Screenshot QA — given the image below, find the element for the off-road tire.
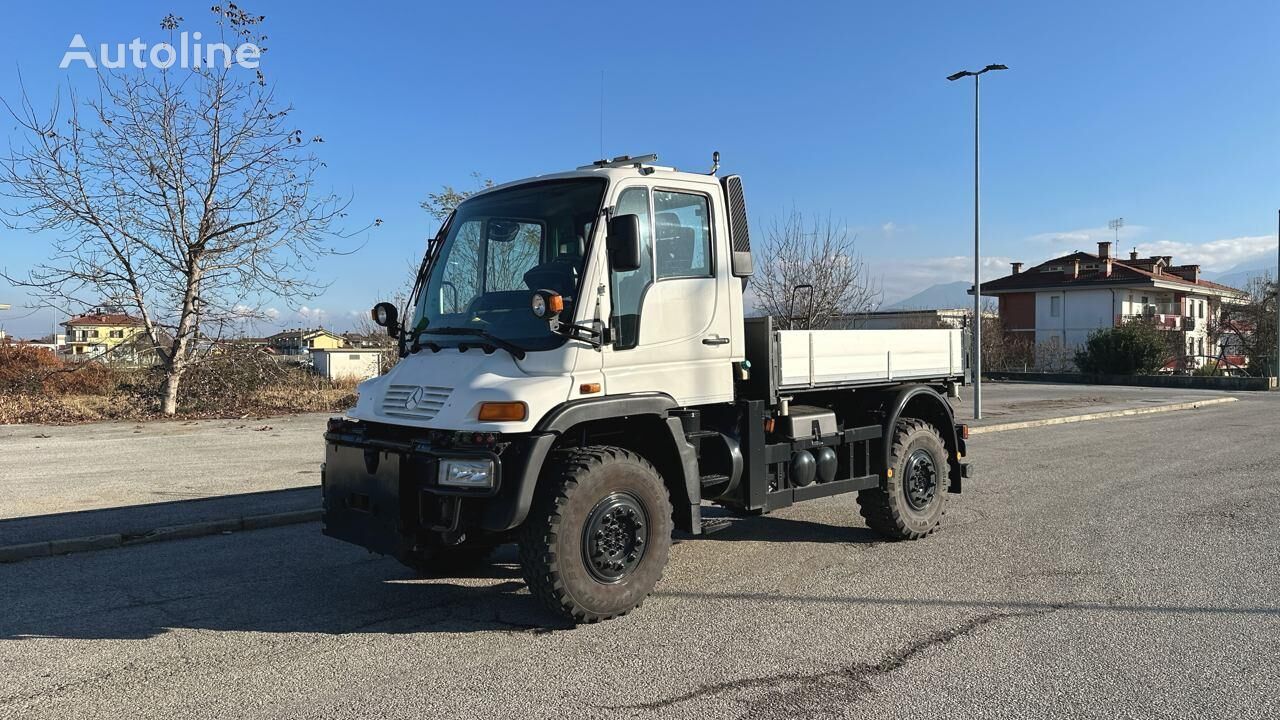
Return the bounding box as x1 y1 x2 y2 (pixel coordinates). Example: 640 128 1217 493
857 419 948 540
518 446 673 623
400 544 495 578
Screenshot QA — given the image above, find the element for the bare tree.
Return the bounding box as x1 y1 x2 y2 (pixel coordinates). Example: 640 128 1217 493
0 7 367 414
420 172 494 224
1213 274 1275 375
752 209 880 329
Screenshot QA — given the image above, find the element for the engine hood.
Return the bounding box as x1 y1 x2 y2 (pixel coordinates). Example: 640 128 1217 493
348 348 573 433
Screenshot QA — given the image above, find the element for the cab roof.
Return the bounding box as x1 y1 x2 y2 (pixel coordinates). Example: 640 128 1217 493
469 154 723 200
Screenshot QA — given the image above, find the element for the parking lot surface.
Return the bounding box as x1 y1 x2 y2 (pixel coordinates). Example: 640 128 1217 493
1 395 1277 719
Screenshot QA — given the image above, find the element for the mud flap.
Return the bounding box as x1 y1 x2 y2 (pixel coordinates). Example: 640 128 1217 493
321 443 403 556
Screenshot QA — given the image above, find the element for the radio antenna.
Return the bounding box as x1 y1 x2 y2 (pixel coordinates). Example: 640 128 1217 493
598 70 605 161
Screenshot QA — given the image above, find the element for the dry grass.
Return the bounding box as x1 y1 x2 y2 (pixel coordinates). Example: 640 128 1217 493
0 346 360 425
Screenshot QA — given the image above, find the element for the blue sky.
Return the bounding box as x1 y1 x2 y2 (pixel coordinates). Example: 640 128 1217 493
1 0 1277 336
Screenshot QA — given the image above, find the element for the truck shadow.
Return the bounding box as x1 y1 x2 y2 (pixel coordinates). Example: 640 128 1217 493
0 537 574 641
0 510 885 642
2 516 1277 644
686 512 883 546
0 500 881 642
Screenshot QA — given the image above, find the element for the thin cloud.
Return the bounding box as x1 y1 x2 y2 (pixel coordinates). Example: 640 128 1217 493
1135 235 1273 272
1027 224 1149 254
873 255 1013 306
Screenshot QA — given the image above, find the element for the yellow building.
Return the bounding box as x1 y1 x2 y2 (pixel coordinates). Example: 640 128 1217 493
63 311 146 359
266 328 347 356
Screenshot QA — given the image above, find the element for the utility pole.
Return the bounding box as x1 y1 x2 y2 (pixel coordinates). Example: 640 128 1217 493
948 64 1008 420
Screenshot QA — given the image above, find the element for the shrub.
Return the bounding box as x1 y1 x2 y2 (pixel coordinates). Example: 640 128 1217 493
1073 321 1173 375
0 345 117 395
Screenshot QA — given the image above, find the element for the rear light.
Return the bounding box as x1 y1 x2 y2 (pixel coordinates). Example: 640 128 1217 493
958 424 970 440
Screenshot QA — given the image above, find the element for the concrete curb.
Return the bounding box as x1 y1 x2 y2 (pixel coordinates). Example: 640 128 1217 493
970 397 1238 435
0 508 321 564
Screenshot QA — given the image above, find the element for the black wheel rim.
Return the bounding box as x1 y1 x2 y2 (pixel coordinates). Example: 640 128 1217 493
582 492 648 584
903 448 938 511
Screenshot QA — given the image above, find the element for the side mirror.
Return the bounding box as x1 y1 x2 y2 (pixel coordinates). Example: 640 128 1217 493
607 214 642 272
371 302 400 338
531 289 564 321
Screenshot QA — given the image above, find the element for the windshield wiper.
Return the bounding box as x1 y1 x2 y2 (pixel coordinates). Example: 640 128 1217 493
416 327 528 360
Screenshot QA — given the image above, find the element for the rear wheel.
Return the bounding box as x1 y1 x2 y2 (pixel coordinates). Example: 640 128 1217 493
518 446 673 623
857 419 949 540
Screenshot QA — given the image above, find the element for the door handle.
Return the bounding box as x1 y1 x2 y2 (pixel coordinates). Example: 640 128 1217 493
702 336 730 346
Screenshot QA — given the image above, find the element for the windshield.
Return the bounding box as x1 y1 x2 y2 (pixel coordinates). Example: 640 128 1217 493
411 178 607 353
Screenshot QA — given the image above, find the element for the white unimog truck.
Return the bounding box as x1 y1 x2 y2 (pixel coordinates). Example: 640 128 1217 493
323 154 972 622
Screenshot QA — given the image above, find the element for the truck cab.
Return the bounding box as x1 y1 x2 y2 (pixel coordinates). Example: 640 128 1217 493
323 155 970 623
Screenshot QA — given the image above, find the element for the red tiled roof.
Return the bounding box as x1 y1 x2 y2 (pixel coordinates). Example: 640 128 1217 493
64 313 144 327
980 252 1247 296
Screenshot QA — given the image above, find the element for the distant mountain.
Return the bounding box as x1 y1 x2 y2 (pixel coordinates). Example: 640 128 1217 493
884 281 972 310
1209 257 1272 292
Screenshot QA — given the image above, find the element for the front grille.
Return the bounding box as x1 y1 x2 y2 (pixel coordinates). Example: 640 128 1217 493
381 384 452 421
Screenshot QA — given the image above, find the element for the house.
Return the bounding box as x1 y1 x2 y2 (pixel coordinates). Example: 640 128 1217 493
311 348 385 381
979 241 1248 368
342 331 395 349
265 328 347 356
63 309 146 360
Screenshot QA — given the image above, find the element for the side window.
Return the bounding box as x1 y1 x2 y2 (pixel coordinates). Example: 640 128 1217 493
653 190 711 279
610 187 653 350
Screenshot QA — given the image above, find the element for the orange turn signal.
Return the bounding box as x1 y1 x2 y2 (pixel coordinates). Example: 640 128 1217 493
579 383 601 394
546 293 564 314
478 401 528 422
959 424 970 440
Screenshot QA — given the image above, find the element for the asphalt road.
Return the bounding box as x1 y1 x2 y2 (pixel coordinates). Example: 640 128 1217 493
2 395 1278 719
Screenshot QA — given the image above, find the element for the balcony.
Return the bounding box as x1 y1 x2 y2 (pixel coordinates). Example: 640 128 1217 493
1118 313 1183 330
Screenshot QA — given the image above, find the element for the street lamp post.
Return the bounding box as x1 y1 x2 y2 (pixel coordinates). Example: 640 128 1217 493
948 63 1007 420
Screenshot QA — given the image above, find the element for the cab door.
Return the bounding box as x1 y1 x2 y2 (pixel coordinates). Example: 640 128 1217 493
602 182 734 406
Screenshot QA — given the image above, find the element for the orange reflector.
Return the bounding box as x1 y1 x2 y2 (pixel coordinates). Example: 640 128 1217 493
763 418 775 433
959 424 970 440
547 293 564 314
579 383 601 394
886 468 895 478
478 401 528 422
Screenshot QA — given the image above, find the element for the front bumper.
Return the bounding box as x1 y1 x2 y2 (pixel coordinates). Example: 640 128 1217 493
320 419 551 557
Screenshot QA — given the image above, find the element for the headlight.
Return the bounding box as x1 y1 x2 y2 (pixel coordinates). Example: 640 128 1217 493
438 458 495 488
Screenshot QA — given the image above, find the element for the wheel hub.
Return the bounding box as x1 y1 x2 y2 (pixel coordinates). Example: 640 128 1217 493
582 492 648 583
903 448 938 510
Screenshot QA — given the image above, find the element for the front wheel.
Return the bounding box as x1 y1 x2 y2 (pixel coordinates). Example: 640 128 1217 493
518 446 673 623
857 419 949 540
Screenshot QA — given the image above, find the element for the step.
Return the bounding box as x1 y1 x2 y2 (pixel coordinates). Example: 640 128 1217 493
699 473 731 488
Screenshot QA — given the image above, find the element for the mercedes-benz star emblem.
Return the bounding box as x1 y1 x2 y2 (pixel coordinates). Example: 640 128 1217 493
405 387 426 411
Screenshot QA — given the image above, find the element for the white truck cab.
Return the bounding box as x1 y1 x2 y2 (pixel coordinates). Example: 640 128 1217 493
350 158 744 433
324 155 972 623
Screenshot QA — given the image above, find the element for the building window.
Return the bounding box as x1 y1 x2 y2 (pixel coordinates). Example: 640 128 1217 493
1198 301 1204 319
349 354 360 360
109 330 124 339
1049 296 1061 318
